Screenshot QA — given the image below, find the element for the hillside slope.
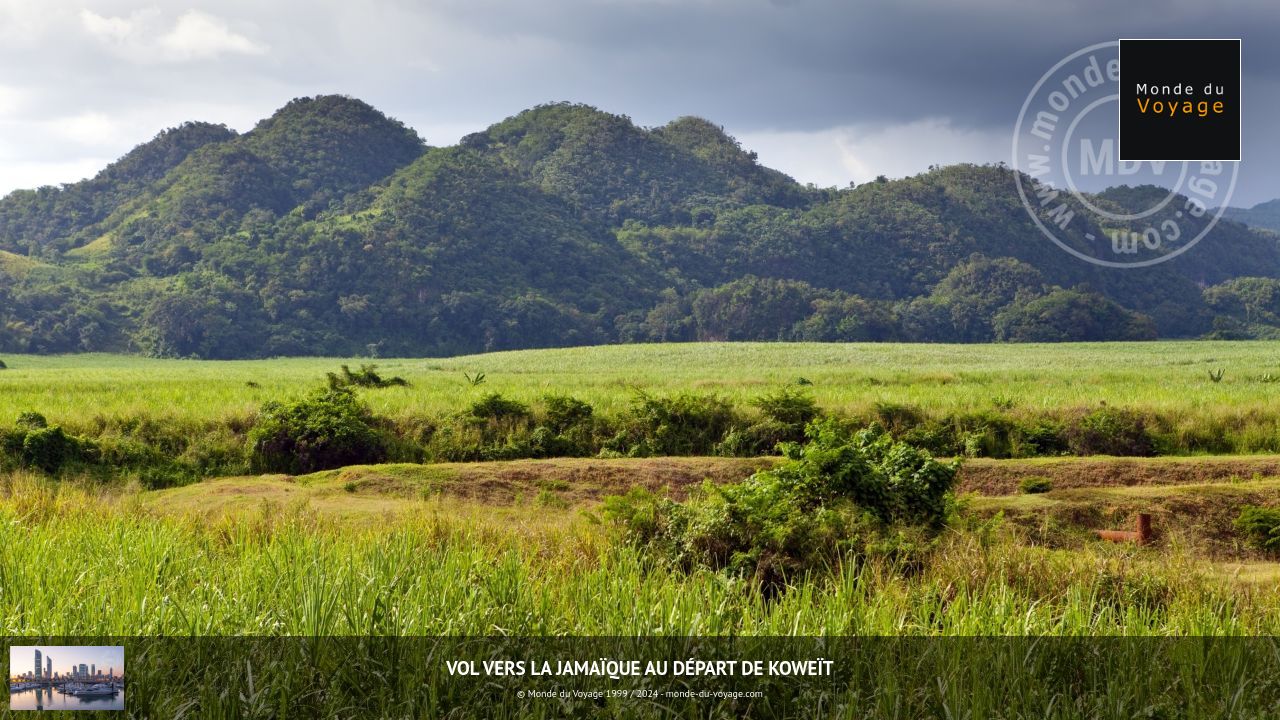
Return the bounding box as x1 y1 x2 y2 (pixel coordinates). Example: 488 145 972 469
1223 199 1280 233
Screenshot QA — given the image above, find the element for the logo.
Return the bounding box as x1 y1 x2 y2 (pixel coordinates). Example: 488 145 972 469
1012 41 1238 268
1119 39 1241 161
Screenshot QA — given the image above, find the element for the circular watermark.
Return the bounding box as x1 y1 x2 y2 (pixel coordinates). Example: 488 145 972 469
1012 41 1238 268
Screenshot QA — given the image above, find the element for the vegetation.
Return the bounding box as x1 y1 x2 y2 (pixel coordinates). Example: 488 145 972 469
1 468 1277 640
1234 506 1280 555
7 343 1280 486
0 460 1275 715
1018 476 1053 494
0 344 1278 713
248 389 394 474
326 363 408 390
605 420 957 591
5 98 1280 357
1223 198 1280 233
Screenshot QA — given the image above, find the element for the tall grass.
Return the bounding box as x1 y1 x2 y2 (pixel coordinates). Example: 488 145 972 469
2 473 1276 637
6 343 1280 467
2 341 1280 425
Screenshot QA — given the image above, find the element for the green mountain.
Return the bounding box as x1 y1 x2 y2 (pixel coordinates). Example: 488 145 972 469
2 97 1279 357
1222 199 1280 234
0 121 236 255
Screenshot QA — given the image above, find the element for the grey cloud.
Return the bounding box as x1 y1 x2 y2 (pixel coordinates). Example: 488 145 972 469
0 0 1275 204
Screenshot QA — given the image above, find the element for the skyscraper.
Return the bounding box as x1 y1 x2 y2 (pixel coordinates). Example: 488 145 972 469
47 656 51 679
91 663 96 678
34 649 42 681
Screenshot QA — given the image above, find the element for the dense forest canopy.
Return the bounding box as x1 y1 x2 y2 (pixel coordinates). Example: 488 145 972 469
2 95 1279 357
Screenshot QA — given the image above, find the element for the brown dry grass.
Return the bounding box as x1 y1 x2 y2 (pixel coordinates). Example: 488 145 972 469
145 456 780 520
958 455 1280 495
969 477 1280 561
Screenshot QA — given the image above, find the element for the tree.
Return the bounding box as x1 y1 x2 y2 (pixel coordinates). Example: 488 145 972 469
994 288 1157 342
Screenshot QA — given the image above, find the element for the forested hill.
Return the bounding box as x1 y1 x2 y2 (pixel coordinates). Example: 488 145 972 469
2 95 1280 358
1223 199 1280 234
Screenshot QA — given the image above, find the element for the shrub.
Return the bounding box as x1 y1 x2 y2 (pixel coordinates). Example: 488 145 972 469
718 387 822 455
952 411 1018 458
0 359 7 369
522 425 577 459
1019 476 1053 494
542 395 594 434
716 419 796 457
16 411 48 430
0 428 23 464
1017 418 1067 456
872 402 925 434
421 394 538 462
1064 406 1155 456
249 389 389 474
468 393 531 422
536 488 570 509
991 395 1016 410
133 463 201 491
1234 506 1280 555
326 364 408 390
752 387 819 428
604 420 959 592
21 425 94 474
608 392 739 457
900 421 960 456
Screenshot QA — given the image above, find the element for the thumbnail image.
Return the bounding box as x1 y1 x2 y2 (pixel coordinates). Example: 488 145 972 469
8 646 124 712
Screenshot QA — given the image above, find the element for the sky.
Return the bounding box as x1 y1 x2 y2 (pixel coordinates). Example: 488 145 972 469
1 0 1277 206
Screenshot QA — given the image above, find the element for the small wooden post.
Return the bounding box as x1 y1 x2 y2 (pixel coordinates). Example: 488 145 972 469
1135 513 1152 545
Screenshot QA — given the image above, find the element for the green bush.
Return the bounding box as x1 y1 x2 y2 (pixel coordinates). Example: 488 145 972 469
716 419 796 457
1019 476 1053 494
249 389 390 474
752 387 819 428
1065 406 1155 456
718 387 821 455
21 425 95 474
607 391 740 457
326 364 408 390
0 427 23 464
872 402 925 434
1234 506 1280 555
426 395 600 462
16 411 48 430
1017 418 1067 456
604 420 959 592
1 412 97 475
952 411 1018 458
468 393 531 422
542 395 593 433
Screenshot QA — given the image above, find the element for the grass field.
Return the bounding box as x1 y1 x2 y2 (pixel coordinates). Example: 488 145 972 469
10 466 1279 717
2 344 1279 645
2 465 1278 637
3 341 1280 427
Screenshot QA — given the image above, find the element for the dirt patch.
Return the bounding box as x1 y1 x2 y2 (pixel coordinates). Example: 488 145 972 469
959 456 1280 495
973 480 1280 561
431 456 779 505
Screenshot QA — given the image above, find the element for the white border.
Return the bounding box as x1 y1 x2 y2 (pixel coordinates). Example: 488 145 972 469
1117 38 1242 162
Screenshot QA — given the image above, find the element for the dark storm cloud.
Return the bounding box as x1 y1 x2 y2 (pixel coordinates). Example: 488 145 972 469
0 0 1276 203
407 0 1280 130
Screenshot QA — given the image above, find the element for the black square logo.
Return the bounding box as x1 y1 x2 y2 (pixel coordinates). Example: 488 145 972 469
1119 39 1240 161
